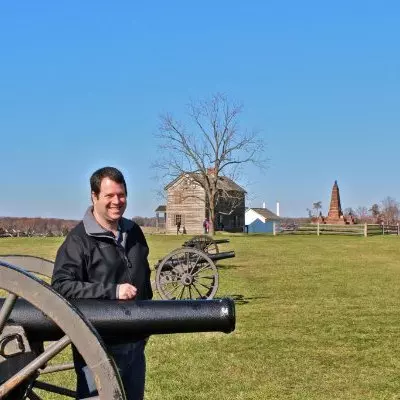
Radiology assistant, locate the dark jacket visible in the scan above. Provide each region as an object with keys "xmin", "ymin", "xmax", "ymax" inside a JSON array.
[{"xmin": 52, "ymin": 208, "xmax": 153, "ymax": 300}]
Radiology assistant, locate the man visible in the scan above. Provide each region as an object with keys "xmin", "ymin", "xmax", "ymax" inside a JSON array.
[{"xmin": 52, "ymin": 166, "xmax": 152, "ymax": 400}]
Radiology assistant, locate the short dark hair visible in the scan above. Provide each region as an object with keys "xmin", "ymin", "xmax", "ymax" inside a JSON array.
[{"xmin": 90, "ymin": 167, "xmax": 127, "ymax": 197}]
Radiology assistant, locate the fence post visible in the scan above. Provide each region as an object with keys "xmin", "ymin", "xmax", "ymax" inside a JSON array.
[
  {"xmin": 382, "ymin": 224, "xmax": 384, "ymax": 235},
  {"xmin": 317, "ymin": 222, "xmax": 320, "ymax": 236},
  {"xmin": 398, "ymin": 223, "xmax": 399, "ymax": 236},
  {"xmin": 273, "ymin": 222, "xmax": 276, "ymax": 236},
  {"xmin": 364, "ymin": 223, "xmax": 367, "ymax": 237}
]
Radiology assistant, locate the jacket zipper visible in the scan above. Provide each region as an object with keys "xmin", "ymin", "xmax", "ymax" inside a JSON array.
[{"xmin": 119, "ymin": 246, "xmax": 135, "ymax": 284}]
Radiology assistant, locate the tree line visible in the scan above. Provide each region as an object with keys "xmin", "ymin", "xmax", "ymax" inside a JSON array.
[
  {"xmin": 0, "ymin": 217, "xmax": 79, "ymax": 237},
  {"xmin": 0, "ymin": 216, "xmax": 158, "ymax": 237}
]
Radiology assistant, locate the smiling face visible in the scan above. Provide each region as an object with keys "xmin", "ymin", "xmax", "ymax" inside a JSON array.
[{"xmin": 92, "ymin": 177, "xmax": 127, "ymax": 226}]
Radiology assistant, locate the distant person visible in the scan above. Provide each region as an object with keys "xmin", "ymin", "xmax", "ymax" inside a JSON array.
[
  {"xmin": 182, "ymin": 225, "xmax": 187, "ymax": 234},
  {"xmin": 52, "ymin": 166, "xmax": 153, "ymax": 400},
  {"xmin": 176, "ymin": 220, "xmax": 181, "ymax": 234},
  {"xmin": 203, "ymin": 218, "xmax": 210, "ymax": 234}
]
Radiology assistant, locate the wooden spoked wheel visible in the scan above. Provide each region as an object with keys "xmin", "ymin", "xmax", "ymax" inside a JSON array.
[
  {"xmin": 0, "ymin": 260, "xmax": 126, "ymax": 400},
  {"xmin": 155, "ymin": 248, "xmax": 219, "ymax": 300}
]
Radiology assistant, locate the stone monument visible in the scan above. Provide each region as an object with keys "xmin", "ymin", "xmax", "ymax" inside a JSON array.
[{"xmin": 318, "ymin": 181, "xmax": 355, "ymax": 224}]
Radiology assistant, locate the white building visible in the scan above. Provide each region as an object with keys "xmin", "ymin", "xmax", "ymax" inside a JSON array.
[{"xmin": 245, "ymin": 207, "xmax": 280, "ymax": 233}]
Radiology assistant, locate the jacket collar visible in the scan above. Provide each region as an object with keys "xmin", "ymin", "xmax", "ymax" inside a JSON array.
[{"xmin": 83, "ymin": 206, "xmax": 134, "ymax": 238}]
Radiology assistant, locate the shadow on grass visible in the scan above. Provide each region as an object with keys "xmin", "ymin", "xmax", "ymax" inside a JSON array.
[
  {"xmin": 222, "ymin": 294, "xmax": 269, "ymax": 305},
  {"xmin": 216, "ymin": 264, "xmax": 241, "ymax": 270}
]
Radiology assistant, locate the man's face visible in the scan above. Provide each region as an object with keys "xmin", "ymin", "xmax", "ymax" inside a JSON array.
[{"xmin": 92, "ymin": 177, "xmax": 127, "ymax": 223}]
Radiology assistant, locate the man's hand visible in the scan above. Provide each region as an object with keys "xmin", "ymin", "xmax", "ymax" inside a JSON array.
[{"xmin": 118, "ymin": 283, "xmax": 137, "ymax": 300}]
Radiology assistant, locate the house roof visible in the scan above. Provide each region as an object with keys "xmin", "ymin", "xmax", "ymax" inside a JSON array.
[
  {"xmin": 165, "ymin": 173, "xmax": 246, "ymax": 193},
  {"xmin": 155, "ymin": 205, "xmax": 166, "ymax": 212},
  {"xmin": 247, "ymin": 207, "xmax": 281, "ymax": 220}
]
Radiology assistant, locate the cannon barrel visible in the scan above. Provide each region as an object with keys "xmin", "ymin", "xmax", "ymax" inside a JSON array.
[
  {"xmin": 1, "ymin": 298, "xmax": 235, "ymax": 343},
  {"xmin": 213, "ymin": 239, "xmax": 230, "ymax": 244},
  {"xmin": 207, "ymin": 250, "xmax": 235, "ymax": 261},
  {"xmin": 183, "ymin": 238, "xmax": 230, "ymax": 246}
]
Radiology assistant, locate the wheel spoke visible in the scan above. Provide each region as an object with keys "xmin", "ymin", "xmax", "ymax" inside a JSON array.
[
  {"xmin": 162, "ymin": 283, "xmax": 182, "ymax": 298},
  {"xmin": 178, "ymin": 286, "xmax": 185, "ymax": 300},
  {"xmin": 188, "ymin": 285, "xmax": 193, "ymax": 299},
  {"xmin": 26, "ymin": 390, "xmax": 44, "ymax": 400},
  {"xmin": 39, "ymin": 362, "xmax": 74, "ymax": 374},
  {"xmin": 159, "ymin": 274, "xmax": 180, "ymax": 283},
  {"xmin": 188, "ymin": 254, "xmax": 201, "ymax": 275},
  {"xmin": 196, "ymin": 275, "xmax": 216, "ymax": 280},
  {"xmin": 185, "ymin": 252, "xmax": 190, "ymax": 271},
  {"xmin": 194, "ymin": 281, "xmax": 214, "ymax": 291},
  {"xmin": 192, "ymin": 282, "xmax": 205, "ymax": 298},
  {"xmin": 0, "ymin": 335, "xmax": 71, "ymax": 398},
  {"xmin": 0, "ymin": 293, "xmax": 17, "ymax": 333},
  {"xmin": 192, "ymin": 264, "xmax": 213, "ymax": 276},
  {"xmin": 33, "ymin": 381, "xmax": 76, "ymax": 397}
]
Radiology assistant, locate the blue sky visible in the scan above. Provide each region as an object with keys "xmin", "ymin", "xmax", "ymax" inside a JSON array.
[{"xmin": 1, "ymin": 1, "xmax": 399, "ymax": 219}]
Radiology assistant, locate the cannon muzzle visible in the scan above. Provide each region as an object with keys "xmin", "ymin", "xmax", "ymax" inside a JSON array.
[{"xmin": 1, "ymin": 298, "xmax": 235, "ymax": 343}]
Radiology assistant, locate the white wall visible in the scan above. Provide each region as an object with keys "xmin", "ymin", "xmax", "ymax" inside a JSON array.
[{"xmin": 245, "ymin": 209, "xmax": 265, "ymax": 225}]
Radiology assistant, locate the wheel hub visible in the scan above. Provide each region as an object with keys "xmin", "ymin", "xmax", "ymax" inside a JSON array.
[{"xmin": 180, "ymin": 273, "xmax": 194, "ymax": 286}]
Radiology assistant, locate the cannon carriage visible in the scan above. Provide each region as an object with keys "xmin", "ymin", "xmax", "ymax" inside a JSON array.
[
  {"xmin": 154, "ymin": 235, "xmax": 235, "ymax": 301},
  {"xmin": 0, "ymin": 255, "xmax": 235, "ymax": 399}
]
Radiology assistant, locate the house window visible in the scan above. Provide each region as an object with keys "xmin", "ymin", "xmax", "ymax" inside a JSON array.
[{"xmin": 175, "ymin": 214, "xmax": 182, "ymax": 225}]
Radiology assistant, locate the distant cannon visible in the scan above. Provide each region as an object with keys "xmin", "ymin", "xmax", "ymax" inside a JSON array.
[
  {"xmin": 182, "ymin": 234, "xmax": 230, "ymax": 254},
  {"xmin": 154, "ymin": 235, "xmax": 236, "ymax": 300},
  {"xmin": 0, "ymin": 257, "xmax": 235, "ymax": 399}
]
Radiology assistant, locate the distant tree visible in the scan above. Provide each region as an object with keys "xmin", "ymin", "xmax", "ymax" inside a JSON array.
[
  {"xmin": 312, "ymin": 201, "xmax": 322, "ymax": 217},
  {"xmin": 380, "ymin": 196, "xmax": 400, "ymax": 225},
  {"xmin": 306, "ymin": 208, "xmax": 313, "ymax": 218},
  {"xmin": 344, "ymin": 207, "xmax": 355, "ymax": 216},
  {"xmin": 132, "ymin": 216, "xmax": 157, "ymax": 227},
  {"xmin": 369, "ymin": 204, "xmax": 380, "ymax": 220},
  {"xmin": 355, "ymin": 206, "xmax": 369, "ymax": 222}
]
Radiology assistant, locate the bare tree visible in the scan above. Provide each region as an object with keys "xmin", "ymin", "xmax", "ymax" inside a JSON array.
[
  {"xmin": 355, "ymin": 206, "xmax": 369, "ymax": 222},
  {"xmin": 344, "ymin": 207, "xmax": 355, "ymax": 216},
  {"xmin": 369, "ymin": 204, "xmax": 381, "ymax": 222},
  {"xmin": 312, "ymin": 201, "xmax": 322, "ymax": 217},
  {"xmin": 155, "ymin": 93, "xmax": 266, "ymax": 234},
  {"xmin": 380, "ymin": 196, "xmax": 400, "ymax": 225}
]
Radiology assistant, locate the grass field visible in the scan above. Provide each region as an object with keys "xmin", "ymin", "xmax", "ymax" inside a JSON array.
[{"xmin": 1, "ymin": 234, "xmax": 400, "ymax": 399}]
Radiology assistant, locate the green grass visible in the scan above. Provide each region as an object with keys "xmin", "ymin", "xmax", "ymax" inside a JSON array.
[{"xmin": 2, "ymin": 234, "xmax": 400, "ymax": 399}]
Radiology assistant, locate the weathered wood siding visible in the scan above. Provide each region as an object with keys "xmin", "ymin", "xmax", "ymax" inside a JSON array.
[{"xmin": 166, "ymin": 177, "xmax": 206, "ymax": 234}]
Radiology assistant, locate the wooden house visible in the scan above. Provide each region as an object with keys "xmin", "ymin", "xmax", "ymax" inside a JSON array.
[{"xmin": 164, "ymin": 173, "xmax": 246, "ymax": 234}]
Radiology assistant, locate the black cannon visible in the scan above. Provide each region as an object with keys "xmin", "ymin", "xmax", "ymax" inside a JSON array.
[
  {"xmin": 0, "ymin": 298, "xmax": 235, "ymax": 342},
  {"xmin": 182, "ymin": 234, "xmax": 230, "ymax": 254},
  {"xmin": 0, "ymin": 257, "xmax": 236, "ymax": 399}
]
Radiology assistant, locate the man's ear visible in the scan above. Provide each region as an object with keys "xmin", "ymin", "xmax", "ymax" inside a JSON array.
[{"xmin": 91, "ymin": 191, "xmax": 98, "ymax": 204}]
